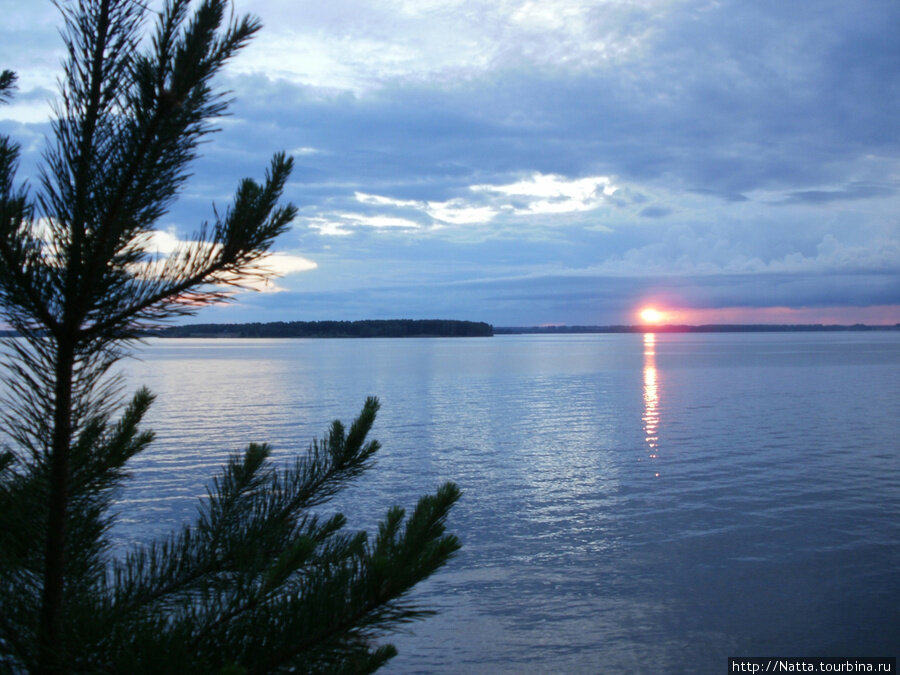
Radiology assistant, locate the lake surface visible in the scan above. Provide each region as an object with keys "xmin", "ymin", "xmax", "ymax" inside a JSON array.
[{"xmin": 112, "ymin": 333, "xmax": 899, "ymax": 673}]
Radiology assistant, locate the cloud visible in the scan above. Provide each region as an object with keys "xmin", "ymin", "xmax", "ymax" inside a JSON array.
[
  {"xmin": 783, "ymin": 184, "xmax": 896, "ymax": 205},
  {"xmin": 232, "ymin": 0, "xmax": 672, "ymax": 92},
  {"xmin": 304, "ymin": 211, "xmax": 422, "ymax": 236},
  {"xmin": 297, "ymin": 173, "xmax": 619, "ymax": 238},
  {"xmin": 252, "ymin": 253, "xmax": 319, "ymax": 292},
  {"xmin": 355, "ymin": 191, "xmax": 497, "ymax": 225},
  {"xmin": 145, "ymin": 227, "xmax": 317, "ymax": 291},
  {"xmin": 290, "ymin": 146, "xmax": 323, "ymax": 157},
  {"xmin": 638, "ymin": 206, "xmax": 673, "ymax": 219},
  {"xmin": 471, "ymin": 173, "xmax": 616, "ymax": 215}
]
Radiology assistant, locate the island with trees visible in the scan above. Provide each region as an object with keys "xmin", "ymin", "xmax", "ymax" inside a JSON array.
[{"xmin": 156, "ymin": 319, "xmax": 494, "ymax": 338}]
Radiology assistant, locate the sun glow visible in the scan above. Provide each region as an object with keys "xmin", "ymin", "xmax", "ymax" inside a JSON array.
[{"xmin": 639, "ymin": 307, "xmax": 665, "ymax": 324}]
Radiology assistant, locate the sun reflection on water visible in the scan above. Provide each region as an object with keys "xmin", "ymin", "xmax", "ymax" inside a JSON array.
[{"xmin": 642, "ymin": 333, "xmax": 660, "ymax": 465}]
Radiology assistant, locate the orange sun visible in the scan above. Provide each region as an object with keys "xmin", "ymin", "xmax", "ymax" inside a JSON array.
[{"xmin": 639, "ymin": 307, "xmax": 666, "ymax": 324}]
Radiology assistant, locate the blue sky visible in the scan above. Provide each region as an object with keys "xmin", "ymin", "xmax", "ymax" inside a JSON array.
[{"xmin": 2, "ymin": 0, "xmax": 898, "ymax": 325}]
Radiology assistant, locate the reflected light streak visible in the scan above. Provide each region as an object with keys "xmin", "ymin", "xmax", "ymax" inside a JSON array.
[{"xmin": 642, "ymin": 333, "xmax": 660, "ymax": 461}]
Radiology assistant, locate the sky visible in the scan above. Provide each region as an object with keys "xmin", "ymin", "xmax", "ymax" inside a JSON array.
[{"xmin": 1, "ymin": 0, "xmax": 899, "ymax": 326}]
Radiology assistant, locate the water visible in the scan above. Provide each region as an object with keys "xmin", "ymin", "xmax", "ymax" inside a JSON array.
[{"xmin": 106, "ymin": 332, "xmax": 900, "ymax": 671}]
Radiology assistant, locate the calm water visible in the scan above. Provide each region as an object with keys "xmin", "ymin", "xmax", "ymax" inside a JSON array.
[{"xmin": 111, "ymin": 333, "xmax": 899, "ymax": 672}]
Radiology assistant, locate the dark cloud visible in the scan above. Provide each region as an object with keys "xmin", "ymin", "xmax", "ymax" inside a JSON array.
[
  {"xmin": 210, "ymin": 0, "xmax": 900, "ymax": 213},
  {"xmin": 639, "ymin": 206, "xmax": 673, "ymax": 219},
  {"xmin": 198, "ymin": 268, "xmax": 900, "ymax": 327},
  {"xmin": 689, "ymin": 189, "xmax": 749, "ymax": 203},
  {"xmin": 783, "ymin": 184, "xmax": 895, "ymax": 205}
]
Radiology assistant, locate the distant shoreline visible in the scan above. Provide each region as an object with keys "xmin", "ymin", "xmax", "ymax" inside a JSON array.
[
  {"xmin": 2, "ymin": 321, "xmax": 898, "ymax": 339},
  {"xmin": 496, "ymin": 323, "xmax": 900, "ymax": 334}
]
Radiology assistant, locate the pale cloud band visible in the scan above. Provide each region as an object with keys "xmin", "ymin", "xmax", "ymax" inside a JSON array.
[{"xmin": 303, "ymin": 173, "xmax": 619, "ymax": 234}]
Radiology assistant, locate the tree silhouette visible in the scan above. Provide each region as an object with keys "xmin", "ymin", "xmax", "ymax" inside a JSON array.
[{"xmin": 0, "ymin": 1, "xmax": 459, "ymax": 672}]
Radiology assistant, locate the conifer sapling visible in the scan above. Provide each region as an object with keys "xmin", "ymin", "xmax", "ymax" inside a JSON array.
[{"xmin": 0, "ymin": 1, "xmax": 460, "ymax": 672}]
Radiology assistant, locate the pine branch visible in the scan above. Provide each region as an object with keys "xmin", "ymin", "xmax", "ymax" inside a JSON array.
[
  {"xmin": 92, "ymin": 403, "xmax": 459, "ymax": 674},
  {"xmin": 0, "ymin": 70, "xmax": 16, "ymax": 102},
  {"xmin": 110, "ymin": 397, "xmax": 380, "ymax": 618},
  {"xmin": 84, "ymin": 0, "xmax": 262, "ymax": 303},
  {"xmin": 70, "ymin": 387, "xmax": 156, "ymax": 495},
  {"xmin": 0, "ymin": 139, "xmax": 58, "ymax": 334},
  {"xmin": 80, "ymin": 152, "xmax": 296, "ymax": 341},
  {"xmin": 243, "ymin": 482, "xmax": 461, "ymax": 674}
]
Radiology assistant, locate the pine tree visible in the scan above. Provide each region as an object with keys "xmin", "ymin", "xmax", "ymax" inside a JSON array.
[{"xmin": 0, "ymin": 1, "xmax": 460, "ymax": 672}]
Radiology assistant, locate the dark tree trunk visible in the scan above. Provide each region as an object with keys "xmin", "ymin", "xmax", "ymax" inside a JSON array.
[{"xmin": 38, "ymin": 338, "xmax": 76, "ymax": 674}]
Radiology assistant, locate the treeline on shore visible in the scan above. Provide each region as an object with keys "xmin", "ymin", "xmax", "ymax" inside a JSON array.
[
  {"xmin": 155, "ymin": 319, "xmax": 494, "ymax": 338},
  {"xmin": 496, "ymin": 323, "xmax": 900, "ymax": 334}
]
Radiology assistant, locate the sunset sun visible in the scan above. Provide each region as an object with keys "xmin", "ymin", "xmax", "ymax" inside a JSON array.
[{"xmin": 639, "ymin": 307, "xmax": 666, "ymax": 324}]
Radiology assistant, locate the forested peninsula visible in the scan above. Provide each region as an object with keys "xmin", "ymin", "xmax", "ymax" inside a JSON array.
[{"xmin": 155, "ymin": 319, "xmax": 494, "ymax": 338}]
